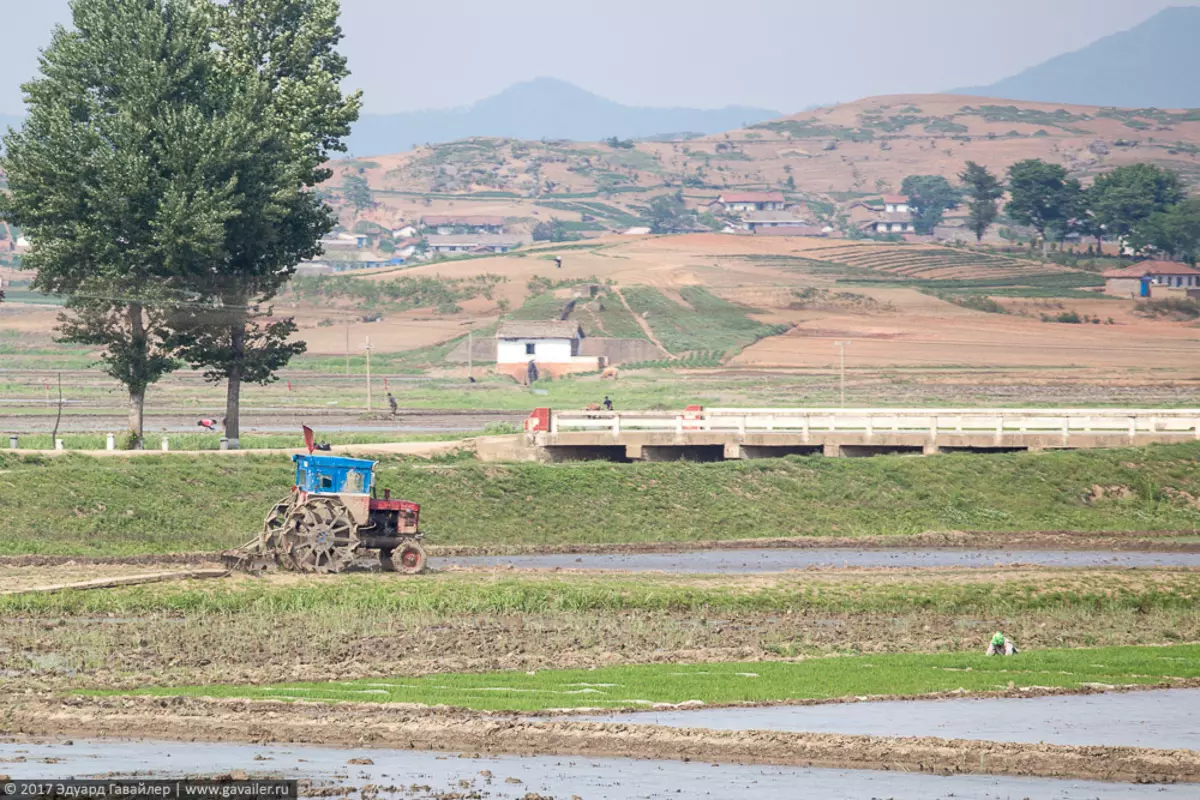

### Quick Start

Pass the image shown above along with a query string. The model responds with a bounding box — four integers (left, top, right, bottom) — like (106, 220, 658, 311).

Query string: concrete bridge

(477, 408, 1200, 462)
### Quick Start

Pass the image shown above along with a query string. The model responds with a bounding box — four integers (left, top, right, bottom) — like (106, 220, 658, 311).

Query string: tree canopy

(1004, 159, 1075, 247)
(958, 162, 1003, 243)
(901, 175, 962, 235)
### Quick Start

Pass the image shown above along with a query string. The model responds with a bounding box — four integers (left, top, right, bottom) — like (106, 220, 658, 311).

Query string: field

(112, 644, 1200, 711)
(5, 443, 1200, 555)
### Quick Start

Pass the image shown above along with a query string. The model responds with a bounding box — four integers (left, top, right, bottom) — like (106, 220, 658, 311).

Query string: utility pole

(344, 322, 350, 376)
(835, 341, 851, 408)
(365, 336, 373, 412)
(467, 329, 473, 381)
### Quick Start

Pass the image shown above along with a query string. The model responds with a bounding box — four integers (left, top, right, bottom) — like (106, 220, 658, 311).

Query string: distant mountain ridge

(346, 77, 780, 156)
(955, 7, 1200, 108)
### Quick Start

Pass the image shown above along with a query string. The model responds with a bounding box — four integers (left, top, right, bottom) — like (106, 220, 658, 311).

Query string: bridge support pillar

(723, 443, 744, 460)
(823, 443, 842, 458)
(625, 444, 644, 460)
(923, 444, 941, 455)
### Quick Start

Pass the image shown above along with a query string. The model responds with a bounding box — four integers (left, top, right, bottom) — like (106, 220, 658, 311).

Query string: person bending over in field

(986, 631, 1017, 656)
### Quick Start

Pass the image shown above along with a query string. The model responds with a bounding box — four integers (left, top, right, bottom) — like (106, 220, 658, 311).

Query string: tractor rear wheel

(261, 495, 297, 568)
(284, 496, 360, 574)
(392, 541, 427, 574)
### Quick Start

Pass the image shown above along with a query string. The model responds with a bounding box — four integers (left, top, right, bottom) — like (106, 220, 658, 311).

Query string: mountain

(346, 78, 780, 156)
(955, 7, 1200, 108)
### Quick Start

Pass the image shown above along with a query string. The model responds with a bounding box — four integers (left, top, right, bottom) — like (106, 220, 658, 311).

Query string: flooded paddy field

(573, 687, 1200, 750)
(1, 738, 1194, 800)
(439, 547, 1200, 573)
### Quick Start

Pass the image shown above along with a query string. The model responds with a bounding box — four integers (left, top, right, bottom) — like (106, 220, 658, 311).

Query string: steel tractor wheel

(260, 495, 297, 568)
(380, 541, 427, 574)
(283, 496, 360, 573)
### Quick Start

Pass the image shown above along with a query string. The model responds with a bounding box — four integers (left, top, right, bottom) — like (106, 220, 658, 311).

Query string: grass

(99, 644, 1200, 711)
(3, 443, 1200, 555)
(3, 431, 468, 451)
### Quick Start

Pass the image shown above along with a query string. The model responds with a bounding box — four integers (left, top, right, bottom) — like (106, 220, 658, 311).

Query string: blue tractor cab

(293, 454, 376, 496)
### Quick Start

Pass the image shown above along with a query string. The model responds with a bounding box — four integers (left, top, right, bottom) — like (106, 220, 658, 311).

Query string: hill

(346, 78, 780, 156)
(955, 7, 1200, 108)
(327, 93, 1200, 235)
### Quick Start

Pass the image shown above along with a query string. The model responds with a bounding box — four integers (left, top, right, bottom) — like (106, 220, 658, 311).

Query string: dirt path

(5, 695, 1199, 784)
(614, 286, 675, 357)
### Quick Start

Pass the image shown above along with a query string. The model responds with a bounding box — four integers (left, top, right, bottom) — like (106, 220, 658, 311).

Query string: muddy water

(440, 548, 1200, 572)
(0, 739, 1190, 800)
(574, 688, 1200, 750)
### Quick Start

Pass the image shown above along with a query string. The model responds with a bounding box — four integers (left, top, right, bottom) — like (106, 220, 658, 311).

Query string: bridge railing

(546, 408, 1200, 439)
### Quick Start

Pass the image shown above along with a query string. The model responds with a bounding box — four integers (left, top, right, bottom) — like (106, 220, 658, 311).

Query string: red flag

(302, 426, 315, 454)
(287, 380, 292, 392)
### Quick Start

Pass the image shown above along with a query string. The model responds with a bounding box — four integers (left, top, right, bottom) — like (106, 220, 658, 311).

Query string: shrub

(1134, 297, 1200, 320)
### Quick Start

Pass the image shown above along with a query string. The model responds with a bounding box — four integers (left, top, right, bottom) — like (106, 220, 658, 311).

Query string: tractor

(226, 428, 427, 574)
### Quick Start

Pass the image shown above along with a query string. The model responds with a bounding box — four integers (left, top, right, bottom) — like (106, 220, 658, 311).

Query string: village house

(391, 225, 417, 239)
(420, 215, 506, 235)
(715, 191, 786, 213)
(1103, 261, 1200, 298)
(495, 320, 604, 381)
(741, 211, 812, 233)
(883, 195, 910, 214)
(424, 234, 526, 255)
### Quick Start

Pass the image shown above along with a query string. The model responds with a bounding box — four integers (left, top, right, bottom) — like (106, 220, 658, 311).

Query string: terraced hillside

(795, 243, 1079, 281)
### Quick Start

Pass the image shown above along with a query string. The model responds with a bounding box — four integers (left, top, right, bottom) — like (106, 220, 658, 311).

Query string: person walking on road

(603, 396, 613, 411)
(387, 392, 398, 419)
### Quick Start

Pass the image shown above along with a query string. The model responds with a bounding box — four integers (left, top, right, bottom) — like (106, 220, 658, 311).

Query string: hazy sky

(2, 0, 1196, 115)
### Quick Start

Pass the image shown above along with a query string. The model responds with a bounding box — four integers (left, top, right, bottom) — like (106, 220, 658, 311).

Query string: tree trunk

(127, 303, 146, 449)
(128, 387, 145, 449)
(224, 322, 245, 450)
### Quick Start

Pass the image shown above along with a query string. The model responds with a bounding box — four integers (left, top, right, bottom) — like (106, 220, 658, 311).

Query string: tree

(531, 219, 580, 243)
(1005, 159, 1073, 250)
(1, 0, 240, 445)
(343, 173, 371, 215)
(644, 192, 693, 234)
(1046, 178, 1085, 245)
(1135, 197, 1200, 263)
(901, 175, 962, 235)
(1088, 163, 1184, 253)
(168, 0, 361, 448)
(959, 162, 1003, 243)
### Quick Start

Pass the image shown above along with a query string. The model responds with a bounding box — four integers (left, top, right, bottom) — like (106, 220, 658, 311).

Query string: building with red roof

(1102, 260, 1200, 298)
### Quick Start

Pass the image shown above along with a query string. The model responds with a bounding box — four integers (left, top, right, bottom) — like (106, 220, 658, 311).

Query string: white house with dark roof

(495, 320, 603, 380)
(716, 191, 786, 212)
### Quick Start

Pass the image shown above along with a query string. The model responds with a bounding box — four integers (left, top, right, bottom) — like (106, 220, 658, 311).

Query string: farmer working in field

(197, 419, 218, 431)
(986, 631, 1018, 656)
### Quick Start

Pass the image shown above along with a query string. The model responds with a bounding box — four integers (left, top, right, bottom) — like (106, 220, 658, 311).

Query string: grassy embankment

(2, 443, 1199, 555)
(98, 644, 1200, 711)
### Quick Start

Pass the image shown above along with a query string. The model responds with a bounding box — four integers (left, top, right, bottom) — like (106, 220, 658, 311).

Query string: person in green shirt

(987, 631, 1017, 656)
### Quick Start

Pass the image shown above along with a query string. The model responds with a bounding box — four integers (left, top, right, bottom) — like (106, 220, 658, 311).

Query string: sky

(1, 0, 1196, 116)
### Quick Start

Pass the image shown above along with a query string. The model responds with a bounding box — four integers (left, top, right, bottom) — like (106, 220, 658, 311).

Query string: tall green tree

(1046, 178, 1085, 246)
(1135, 196, 1200, 263)
(1005, 159, 1074, 251)
(343, 172, 372, 216)
(958, 162, 1003, 243)
(168, 0, 361, 448)
(1088, 163, 1184, 254)
(1, 0, 240, 445)
(644, 192, 694, 234)
(900, 175, 961, 235)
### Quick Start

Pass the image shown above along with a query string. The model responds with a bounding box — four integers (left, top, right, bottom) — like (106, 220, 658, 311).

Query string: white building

(495, 320, 602, 380)
(391, 225, 417, 239)
(425, 234, 526, 254)
(742, 211, 811, 233)
(716, 192, 787, 213)
(883, 195, 910, 214)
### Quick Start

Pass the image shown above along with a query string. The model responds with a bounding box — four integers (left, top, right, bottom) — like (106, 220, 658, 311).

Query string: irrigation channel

(438, 548, 1200, 572)
(571, 688, 1200, 750)
(1, 739, 1191, 800)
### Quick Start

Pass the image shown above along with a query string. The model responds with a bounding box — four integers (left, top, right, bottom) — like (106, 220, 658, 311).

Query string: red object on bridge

(526, 408, 551, 433)
(683, 405, 704, 431)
